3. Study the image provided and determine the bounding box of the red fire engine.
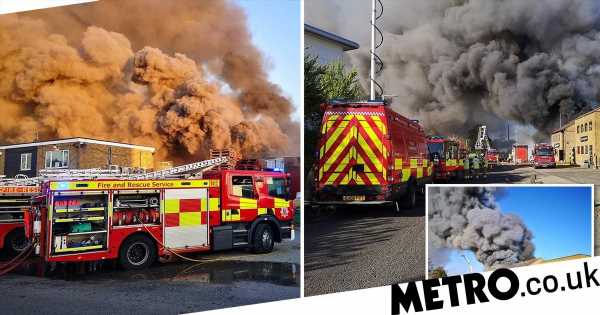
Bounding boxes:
[313,100,432,211]
[485,149,500,169]
[0,186,39,255]
[532,143,556,168]
[15,158,294,271]
[427,136,465,181]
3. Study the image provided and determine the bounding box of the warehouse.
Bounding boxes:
[552,108,600,167]
[0,138,155,178]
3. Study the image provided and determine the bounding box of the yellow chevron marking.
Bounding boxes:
[357,133,382,172]
[417,167,423,178]
[323,130,352,172]
[358,118,384,156]
[325,172,341,185]
[371,116,386,134]
[324,120,349,155]
[365,172,379,184]
[423,159,428,167]
[258,208,268,215]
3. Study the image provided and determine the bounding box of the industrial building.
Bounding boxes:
[304,24,359,64]
[552,108,600,167]
[0,138,155,178]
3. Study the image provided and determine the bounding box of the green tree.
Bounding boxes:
[429,266,448,279]
[304,54,364,181]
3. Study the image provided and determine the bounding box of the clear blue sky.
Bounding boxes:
[438,186,592,275]
[233,0,301,120]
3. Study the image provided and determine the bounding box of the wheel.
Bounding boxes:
[118,234,157,270]
[400,182,417,209]
[5,229,29,256]
[252,224,275,254]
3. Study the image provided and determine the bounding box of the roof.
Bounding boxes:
[304,24,360,51]
[0,137,155,152]
[553,107,600,133]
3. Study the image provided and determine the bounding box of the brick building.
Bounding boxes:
[552,108,600,167]
[0,138,155,178]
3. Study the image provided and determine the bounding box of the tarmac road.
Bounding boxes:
[303,165,600,297]
[304,199,426,296]
[0,230,300,315]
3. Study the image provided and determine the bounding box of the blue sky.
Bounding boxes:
[436,186,592,275]
[233,0,301,120]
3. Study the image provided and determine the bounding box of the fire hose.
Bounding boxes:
[0,240,36,277]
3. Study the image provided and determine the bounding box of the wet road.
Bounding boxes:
[0,231,300,314]
[304,199,425,296]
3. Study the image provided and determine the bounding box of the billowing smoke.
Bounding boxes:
[305,0,600,141]
[428,187,535,268]
[0,0,297,163]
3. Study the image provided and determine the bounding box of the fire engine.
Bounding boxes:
[0,186,39,255]
[427,136,465,181]
[532,143,556,168]
[313,100,432,211]
[7,157,294,271]
[485,149,500,169]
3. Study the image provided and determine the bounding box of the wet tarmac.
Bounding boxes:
[0,237,300,315]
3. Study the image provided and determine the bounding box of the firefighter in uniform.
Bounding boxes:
[471,153,480,179]
[463,155,470,180]
[481,153,488,178]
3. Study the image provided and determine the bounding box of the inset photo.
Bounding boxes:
[427,185,593,278]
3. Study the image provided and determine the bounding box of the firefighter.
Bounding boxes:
[463,155,470,180]
[471,153,480,179]
[481,153,488,179]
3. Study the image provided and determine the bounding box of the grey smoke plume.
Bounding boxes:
[428,187,535,268]
[305,0,600,141]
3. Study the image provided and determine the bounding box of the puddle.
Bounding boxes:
[14,259,299,287]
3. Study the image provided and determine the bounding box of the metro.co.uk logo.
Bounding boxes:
[392,261,600,314]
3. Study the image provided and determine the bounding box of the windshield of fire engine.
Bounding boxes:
[427,143,444,156]
[232,176,255,199]
[536,148,554,156]
[267,177,289,199]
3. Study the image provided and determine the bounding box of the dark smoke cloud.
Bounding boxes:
[0,0,297,163]
[305,0,600,141]
[428,187,535,268]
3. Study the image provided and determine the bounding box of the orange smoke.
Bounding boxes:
[0,0,297,163]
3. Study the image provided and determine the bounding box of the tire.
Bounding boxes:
[118,234,157,270]
[5,229,29,256]
[251,224,275,254]
[400,182,417,210]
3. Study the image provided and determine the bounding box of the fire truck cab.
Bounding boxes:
[427,136,464,181]
[314,100,432,211]
[0,186,39,255]
[532,143,556,168]
[27,170,294,270]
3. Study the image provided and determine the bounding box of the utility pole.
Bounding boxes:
[370,0,376,100]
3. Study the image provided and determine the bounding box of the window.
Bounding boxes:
[20,153,32,171]
[585,124,588,132]
[45,150,69,168]
[231,176,254,199]
[267,177,289,199]
[590,122,593,131]
[585,146,589,154]
[577,125,580,133]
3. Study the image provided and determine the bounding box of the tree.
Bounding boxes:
[429,266,448,279]
[303,54,365,180]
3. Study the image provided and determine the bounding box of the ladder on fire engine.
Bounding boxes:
[474,125,491,151]
[0,157,228,186]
